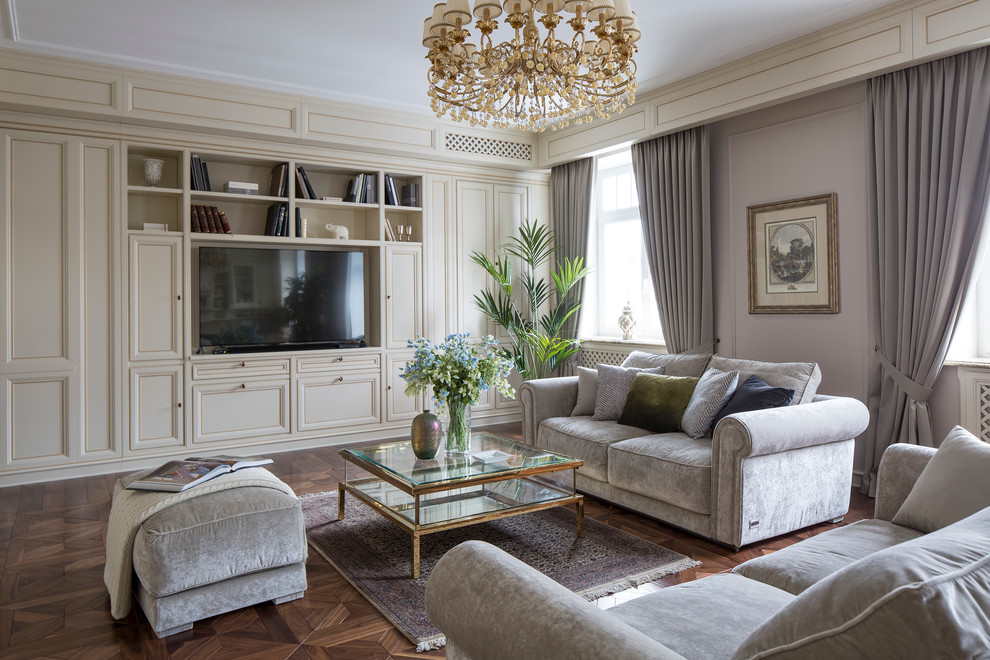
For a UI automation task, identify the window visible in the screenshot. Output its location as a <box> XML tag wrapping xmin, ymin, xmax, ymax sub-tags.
<box><xmin>580</xmin><ymin>150</ymin><xmax>663</xmax><ymax>342</ymax></box>
<box><xmin>949</xmin><ymin>199</ymin><xmax>990</xmax><ymax>360</ymax></box>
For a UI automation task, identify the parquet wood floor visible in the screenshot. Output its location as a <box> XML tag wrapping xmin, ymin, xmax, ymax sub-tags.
<box><xmin>0</xmin><ymin>422</ymin><xmax>873</xmax><ymax>659</ymax></box>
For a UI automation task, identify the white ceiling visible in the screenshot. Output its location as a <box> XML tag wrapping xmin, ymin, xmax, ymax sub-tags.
<box><xmin>2</xmin><ymin>0</ymin><xmax>904</xmax><ymax>118</ymax></box>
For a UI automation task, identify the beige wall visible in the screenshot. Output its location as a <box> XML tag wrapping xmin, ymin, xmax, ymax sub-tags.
<box><xmin>710</xmin><ymin>83</ymin><xmax>963</xmax><ymax>475</ymax></box>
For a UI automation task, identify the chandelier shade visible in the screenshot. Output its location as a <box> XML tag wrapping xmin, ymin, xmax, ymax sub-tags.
<box><xmin>424</xmin><ymin>0</ymin><xmax>639</xmax><ymax>131</ymax></box>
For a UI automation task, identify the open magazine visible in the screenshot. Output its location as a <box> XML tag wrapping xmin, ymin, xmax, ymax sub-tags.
<box><xmin>126</xmin><ymin>455</ymin><xmax>273</xmax><ymax>492</ymax></box>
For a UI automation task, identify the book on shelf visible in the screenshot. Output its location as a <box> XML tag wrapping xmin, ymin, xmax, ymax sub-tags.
<box><xmin>384</xmin><ymin>217</ymin><xmax>396</xmax><ymax>241</ymax></box>
<box><xmin>264</xmin><ymin>204</ymin><xmax>278</xmax><ymax>236</ymax></box>
<box><xmin>201</xmin><ymin>161</ymin><xmax>212</xmax><ymax>192</ymax></box>
<box><xmin>218</xmin><ymin>209</ymin><xmax>232</xmax><ymax>234</ymax></box>
<box><xmin>385</xmin><ymin>174</ymin><xmax>399</xmax><ymax>206</ymax></box>
<box><xmin>268</xmin><ymin>163</ymin><xmax>289</xmax><ymax>197</ymax></box>
<box><xmin>297</xmin><ymin>166</ymin><xmax>317</xmax><ymax>200</ymax></box>
<box><xmin>342</xmin><ymin>178</ymin><xmax>356</xmax><ymax>203</ymax></box>
<box><xmin>190</xmin><ymin>154</ymin><xmax>203</xmax><ymax>191</ymax></box>
<box><xmin>295</xmin><ymin>169</ymin><xmax>310</xmax><ymax>199</ymax></box>
<box><xmin>295</xmin><ymin>207</ymin><xmax>303</xmax><ymax>236</ymax></box>
<box><xmin>348</xmin><ymin>173</ymin><xmax>365</xmax><ymax>203</ymax></box>
<box><xmin>126</xmin><ymin>455</ymin><xmax>274</xmax><ymax>492</ymax></box>
<box><xmin>208</xmin><ymin>206</ymin><xmax>226</xmax><ymax>234</ymax></box>
<box><xmin>190</xmin><ymin>205</ymin><xmax>203</xmax><ymax>232</ymax></box>
<box><xmin>401</xmin><ymin>182</ymin><xmax>420</xmax><ymax>207</ymax></box>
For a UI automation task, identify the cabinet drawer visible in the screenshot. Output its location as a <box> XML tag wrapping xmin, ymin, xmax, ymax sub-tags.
<box><xmin>192</xmin><ymin>378</ymin><xmax>290</xmax><ymax>444</ymax></box>
<box><xmin>295</xmin><ymin>352</ymin><xmax>381</xmax><ymax>374</ymax></box>
<box><xmin>296</xmin><ymin>371</ymin><xmax>381</xmax><ymax>432</ymax></box>
<box><xmin>191</xmin><ymin>358</ymin><xmax>290</xmax><ymax>380</ymax></box>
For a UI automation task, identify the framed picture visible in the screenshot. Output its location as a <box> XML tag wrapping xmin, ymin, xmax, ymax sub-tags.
<box><xmin>747</xmin><ymin>193</ymin><xmax>838</xmax><ymax>314</ymax></box>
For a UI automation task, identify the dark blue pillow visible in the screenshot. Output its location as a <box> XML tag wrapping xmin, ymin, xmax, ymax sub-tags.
<box><xmin>710</xmin><ymin>375</ymin><xmax>793</xmax><ymax>430</ymax></box>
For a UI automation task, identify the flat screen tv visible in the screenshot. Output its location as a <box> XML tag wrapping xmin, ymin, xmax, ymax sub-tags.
<box><xmin>197</xmin><ymin>246</ymin><xmax>366</xmax><ymax>353</ymax></box>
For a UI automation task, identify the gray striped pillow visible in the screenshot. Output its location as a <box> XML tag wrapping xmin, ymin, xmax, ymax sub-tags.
<box><xmin>592</xmin><ymin>364</ymin><xmax>665</xmax><ymax>421</ymax></box>
<box><xmin>681</xmin><ymin>368</ymin><xmax>740</xmax><ymax>438</ymax></box>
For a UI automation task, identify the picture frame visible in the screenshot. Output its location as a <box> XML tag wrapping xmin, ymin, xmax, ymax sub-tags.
<box><xmin>747</xmin><ymin>193</ymin><xmax>838</xmax><ymax>314</ymax></box>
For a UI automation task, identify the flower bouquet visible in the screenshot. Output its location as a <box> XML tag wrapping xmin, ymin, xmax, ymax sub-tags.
<box><xmin>401</xmin><ymin>333</ymin><xmax>515</xmax><ymax>453</ymax></box>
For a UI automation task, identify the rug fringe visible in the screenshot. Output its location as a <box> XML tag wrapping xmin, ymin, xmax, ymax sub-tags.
<box><xmin>578</xmin><ymin>557</ymin><xmax>701</xmax><ymax>601</ymax></box>
<box><xmin>416</xmin><ymin>635</ymin><xmax>446</xmax><ymax>652</ymax></box>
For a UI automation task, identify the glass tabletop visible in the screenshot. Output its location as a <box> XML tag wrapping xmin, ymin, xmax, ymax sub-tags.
<box><xmin>341</xmin><ymin>431</ymin><xmax>579</xmax><ymax>487</ymax></box>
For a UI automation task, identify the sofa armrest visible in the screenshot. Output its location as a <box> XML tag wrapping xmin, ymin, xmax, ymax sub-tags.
<box><xmin>873</xmin><ymin>443</ymin><xmax>936</xmax><ymax>521</ymax></box>
<box><xmin>519</xmin><ymin>376</ymin><xmax>579</xmax><ymax>446</ymax></box>
<box><xmin>426</xmin><ymin>540</ymin><xmax>686</xmax><ymax>660</ymax></box>
<box><xmin>714</xmin><ymin>396</ymin><xmax>870</xmax><ymax>459</ymax></box>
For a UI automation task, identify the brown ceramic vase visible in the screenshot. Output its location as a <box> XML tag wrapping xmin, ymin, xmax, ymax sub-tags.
<box><xmin>410</xmin><ymin>410</ymin><xmax>442</xmax><ymax>459</ymax></box>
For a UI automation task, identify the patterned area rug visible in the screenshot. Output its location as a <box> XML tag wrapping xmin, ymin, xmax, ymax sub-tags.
<box><xmin>302</xmin><ymin>492</ymin><xmax>699</xmax><ymax>651</ymax></box>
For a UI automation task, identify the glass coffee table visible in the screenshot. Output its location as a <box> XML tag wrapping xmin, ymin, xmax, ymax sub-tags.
<box><xmin>338</xmin><ymin>431</ymin><xmax>584</xmax><ymax>578</ymax></box>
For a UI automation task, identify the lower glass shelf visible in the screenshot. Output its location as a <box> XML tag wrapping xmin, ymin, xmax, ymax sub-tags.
<box><xmin>349</xmin><ymin>477</ymin><xmax>573</xmax><ymax>527</ymax></box>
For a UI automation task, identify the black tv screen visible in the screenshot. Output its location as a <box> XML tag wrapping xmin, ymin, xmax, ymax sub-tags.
<box><xmin>198</xmin><ymin>246</ymin><xmax>365</xmax><ymax>352</ymax></box>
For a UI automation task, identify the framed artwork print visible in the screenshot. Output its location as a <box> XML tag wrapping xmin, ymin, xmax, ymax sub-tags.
<box><xmin>747</xmin><ymin>193</ymin><xmax>838</xmax><ymax>314</ymax></box>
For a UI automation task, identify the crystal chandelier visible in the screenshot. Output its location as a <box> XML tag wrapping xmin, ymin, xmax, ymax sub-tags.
<box><xmin>423</xmin><ymin>0</ymin><xmax>640</xmax><ymax>132</ymax></box>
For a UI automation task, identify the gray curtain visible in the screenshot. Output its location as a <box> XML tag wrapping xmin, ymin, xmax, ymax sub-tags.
<box><xmin>630</xmin><ymin>126</ymin><xmax>713</xmax><ymax>354</ymax></box>
<box><xmin>862</xmin><ymin>46</ymin><xmax>990</xmax><ymax>495</ymax></box>
<box><xmin>550</xmin><ymin>157</ymin><xmax>594</xmax><ymax>376</ymax></box>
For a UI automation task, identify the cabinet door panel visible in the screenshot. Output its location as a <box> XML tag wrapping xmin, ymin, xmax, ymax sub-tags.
<box><xmin>192</xmin><ymin>378</ymin><xmax>289</xmax><ymax>444</ymax></box>
<box><xmin>3</xmin><ymin>374</ymin><xmax>70</xmax><ymax>469</ymax></box>
<box><xmin>453</xmin><ymin>180</ymin><xmax>494</xmax><ymax>339</ymax></box>
<box><xmin>129</xmin><ymin>364</ymin><xmax>183</xmax><ymax>452</ymax></box>
<box><xmin>297</xmin><ymin>372</ymin><xmax>380</xmax><ymax>431</ymax></box>
<box><xmin>386</xmin><ymin>353</ymin><xmax>422</xmax><ymax>422</ymax></box>
<box><xmin>385</xmin><ymin>245</ymin><xmax>422</xmax><ymax>349</ymax></box>
<box><xmin>130</xmin><ymin>235</ymin><xmax>182</xmax><ymax>361</ymax></box>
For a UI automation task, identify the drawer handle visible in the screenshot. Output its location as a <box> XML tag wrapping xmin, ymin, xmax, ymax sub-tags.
<box><xmin>336</xmin><ymin>376</ymin><xmax>344</xmax><ymax>382</ymax></box>
<box><xmin>239</xmin><ymin>383</ymin><xmax>246</xmax><ymax>389</ymax></box>
<box><xmin>239</xmin><ymin>361</ymin><xmax>246</xmax><ymax>367</ymax></box>
<box><xmin>387</xmin><ymin>294</ymin><xmax>392</xmax><ymax>300</ymax></box>
<box><xmin>337</xmin><ymin>356</ymin><xmax>344</xmax><ymax>362</ymax></box>
<box><xmin>387</xmin><ymin>385</ymin><xmax>392</xmax><ymax>390</ymax></box>
<box><xmin>177</xmin><ymin>402</ymin><xmax>182</xmax><ymax>408</ymax></box>
<box><xmin>176</xmin><ymin>295</ymin><xmax>182</xmax><ymax>301</ymax></box>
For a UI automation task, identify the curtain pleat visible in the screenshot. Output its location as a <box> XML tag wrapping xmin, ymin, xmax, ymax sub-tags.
<box><xmin>861</xmin><ymin>46</ymin><xmax>990</xmax><ymax>495</ymax></box>
<box><xmin>549</xmin><ymin>157</ymin><xmax>594</xmax><ymax>376</ymax></box>
<box><xmin>630</xmin><ymin>127</ymin><xmax>713</xmax><ymax>354</ymax></box>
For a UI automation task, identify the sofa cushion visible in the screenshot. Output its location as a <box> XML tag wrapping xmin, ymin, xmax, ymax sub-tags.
<box><xmin>608</xmin><ymin>435</ymin><xmax>713</xmax><ymax>514</ymax></box>
<box><xmin>619</xmin><ymin>373</ymin><xmax>699</xmax><ymax>433</ymax></box>
<box><xmin>592</xmin><ymin>364</ymin><xmax>665</xmax><ymax>421</ymax></box>
<box><xmin>609</xmin><ymin>574</ymin><xmax>794</xmax><ymax>660</ymax></box>
<box><xmin>132</xmin><ymin>487</ymin><xmax>306</xmax><ymax>598</ymax></box>
<box><xmin>711</xmin><ymin>376</ymin><xmax>793</xmax><ymax>430</ymax></box>
<box><xmin>681</xmin><ymin>368</ymin><xmax>739</xmax><ymax>438</ymax></box>
<box><xmin>734</xmin><ymin>506</ymin><xmax>990</xmax><ymax>659</ymax></box>
<box><xmin>571</xmin><ymin>366</ymin><xmax>598</xmax><ymax>416</ymax></box>
<box><xmin>892</xmin><ymin>425</ymin><xmax>990</xmax><ymax>533</ymax></box>
<box><xmin>733</xmin><ymin>519</ymin><xmax>924</xmax><ymax>595</ymax></box>
<box><xmin>539</xmin><ymin>417</ymin><xmax>652</xmax><ymax>482</ymax></box>
<box><xmin>707</xmin><ymin>355</ymin><xmax>821</xmax><ymax>404</ymax></box>
<box><xmin>620</xmin><ymin>350</ymin><xmax>711</xmax><ymax>377</ymax></box>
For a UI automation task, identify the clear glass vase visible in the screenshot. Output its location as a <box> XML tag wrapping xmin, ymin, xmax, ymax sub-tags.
<box><xmin>443</xmin><ymin>397</ymin><xmax>471</xmax><ymax>454</ymax></box>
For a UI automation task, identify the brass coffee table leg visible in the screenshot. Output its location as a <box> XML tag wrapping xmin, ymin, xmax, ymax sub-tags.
<box><xmin>411</xmin><ymin>533</ymin><xmax>421</xmax><ymax>579</ymax></box>
<box><xmin>577</xmin><ymin>497</ymin><xmax>585</xmax><ymax>538</ymax></box>
<box><xmin>338</xmin><ymin>482</ymin><xmax>345</xmax><ymax>520</ymax></box>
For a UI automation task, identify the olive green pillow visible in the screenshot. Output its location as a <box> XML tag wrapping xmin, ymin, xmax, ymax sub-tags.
<box><xmin>619</xmin><ymin>373</ymin><xmax>700</xmax><ymax>433</ymax></box>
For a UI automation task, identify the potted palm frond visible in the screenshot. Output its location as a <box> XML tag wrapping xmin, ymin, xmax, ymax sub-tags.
<box><xmin>470</xmin><ymin>218</ymin><xmax>590</xmax><ymax>380</ymax></box>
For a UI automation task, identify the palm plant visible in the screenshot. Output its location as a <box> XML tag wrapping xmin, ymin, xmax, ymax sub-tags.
<box><xmin>470</xmin><ymin>218</ymin><xmax>590</xmax><ymax>380</ymax></box>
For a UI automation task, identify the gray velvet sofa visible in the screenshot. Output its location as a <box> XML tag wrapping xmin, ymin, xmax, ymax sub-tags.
<box><xmin>520</xmin><ymin>352</ymin><xmax>870</xmax><ymax>548</ymax></box>
<box><xmin>426</xmin><ymin>442</ymin><xmax>990</xmax><ymax>659</ymax></box>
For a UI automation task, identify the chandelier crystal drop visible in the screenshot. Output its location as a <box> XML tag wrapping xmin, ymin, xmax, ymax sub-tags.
<box><xmin>423</xmin><ymin>0</ymin><xmax>640</xmax><ymax>132</ymax></box>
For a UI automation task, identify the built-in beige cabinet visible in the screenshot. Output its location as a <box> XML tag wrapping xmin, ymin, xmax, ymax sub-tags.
<box><xmin>192</xmin><ymin>377</ymin><xmax>291</xmax><ymax>445</ymax></box>
<box><xmin>385</xmin><ymin>352</ymin><xmax>423</xmax><ymax>422</ymax></box>
<box><xmin>296</xmin><ymin>371</ymin><xmax>381</xmax><ymax>432</ymax></box>
<box><xmin>385</xmin><ymin>244</ymin><xmax>423</xmax><ymax>349</ymax></box>
<box><xmin>129</xmin><ymin>234</ymin><xmax>183</xmax><ymax>361</ymax></box>
<box><xmin>1</xmin><ymin>130</ymin><xmax>120</xmax><ymax>474</ymax></box>
<box><xmin>129</xmin><ymin>364</ymin><xmax>184</xmax><ymax>451</ymax></box>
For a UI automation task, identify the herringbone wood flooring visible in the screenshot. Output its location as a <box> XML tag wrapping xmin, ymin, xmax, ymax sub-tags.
<box><xmin>0</xmin><ymin>422</ymin><xmax>873</xmax><ymax>659</ymax></box>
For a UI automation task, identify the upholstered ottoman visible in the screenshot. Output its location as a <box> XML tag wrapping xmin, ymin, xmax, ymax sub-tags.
<box><xmin>130</xmin><ymin>485</ymin><xmax>308</xmax><ymax>637</ymax></box>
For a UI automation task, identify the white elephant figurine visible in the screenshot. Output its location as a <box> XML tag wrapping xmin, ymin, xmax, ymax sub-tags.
<box><xmin>325</xmin><ymin>223</ymin><xmax>349</xmax><ymax>240</ymax></box>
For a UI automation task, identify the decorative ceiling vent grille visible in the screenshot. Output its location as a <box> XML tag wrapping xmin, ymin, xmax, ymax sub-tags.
<box><xmin>445</xmin><ymin>133</ymin><xmax>533</xmax><ymax>161</ymax></box>
<box><xmin>579</xmin><ymin>350</ymin><xmax>629</xmax><ymax>369</ymax></box>
<box><xmin>979</xmin><ymin>382</ymin><xmax>990</xmax><ymax>442</ymax></box>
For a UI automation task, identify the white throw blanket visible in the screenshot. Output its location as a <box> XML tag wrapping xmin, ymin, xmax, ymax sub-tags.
<box><xmin>103</xmin><ymin>467</ymin><xmax>297</xmax><ymax>619</ymax></box>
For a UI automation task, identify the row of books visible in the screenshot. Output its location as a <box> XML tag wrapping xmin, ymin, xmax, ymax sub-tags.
<box><xmin>344</xmin><ymin>173</ymin><xmax>377</xmax><ymax>204</ymax></box>
<box><xmin>191</xmin><ymin>205</ymin><xmax>232</xmax><ymax>234</ymax></box>
<box><xmin>264</xmin><ymin>203</ymin><xmax>306</xmax><ymax>237</ymax></box>
<box><xmin>190</xmin><ymin>154</ymin><xmax>212</xmax><ymax>192</ymax></box>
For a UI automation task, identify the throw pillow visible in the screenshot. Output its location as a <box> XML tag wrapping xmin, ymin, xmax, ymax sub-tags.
<box><xmin>709</xmin><ymin>375</ymin><xmax>793</xmax><ymax>430</ymax></box>
<box><xmin>618</xmin><ymin>373</ymin><xmax>700</xmax><ymax>433</ymax></box>
<box><xmin>707</xmin><ymin>355</ymin><xmax>821</xmax><ymax>404</ymax></box>
<box><xmin>680</xmin><ymin>368</ymin><xmax>740</xmax><ymax>438</ymax></box>
<box><xmin>571</xmin><ymin>366</ymin><xmax>598</xmax><ymax>416</ymax></box>
<box><xmin>591</xmin><ymin>364</ymin><xmax>665</xmax><ymax>421</ymax></box>
<box><xmin>891</xmin><ymin>425</ymin><xmax>990</xmax><ymax>533</ymax></box>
